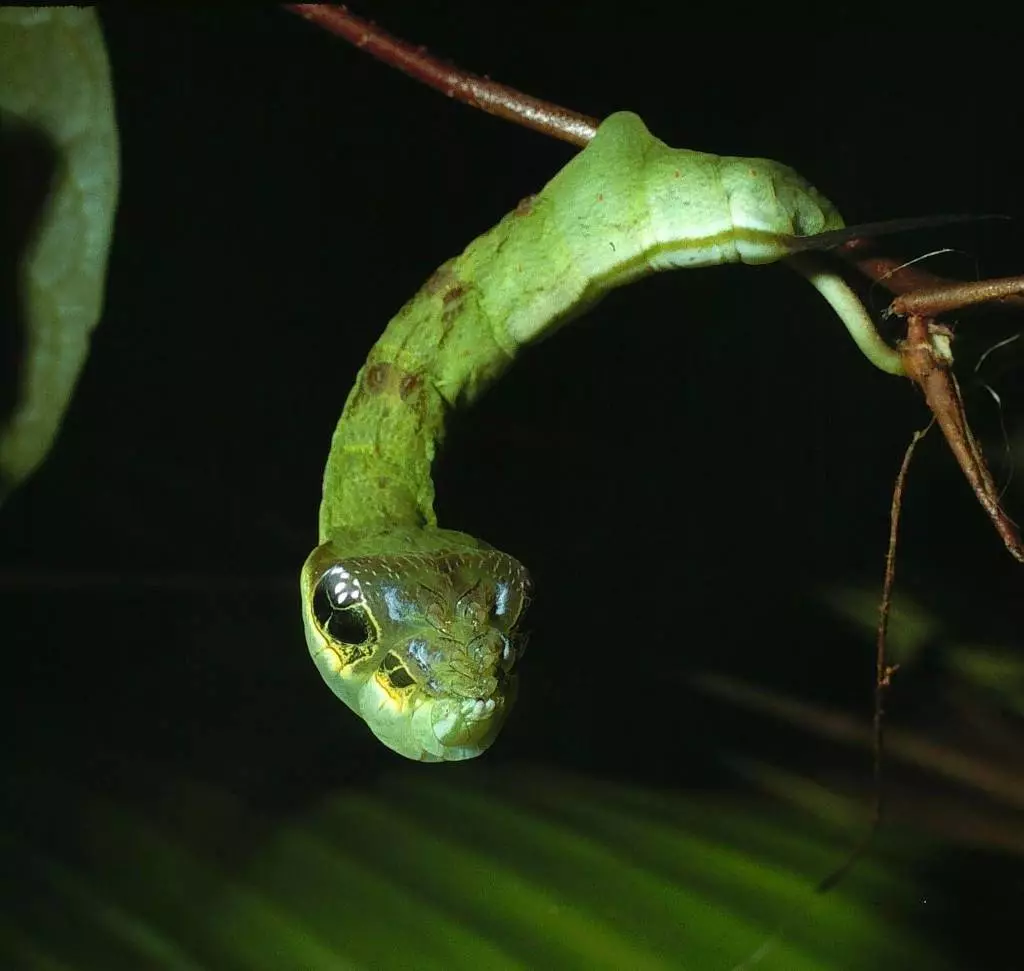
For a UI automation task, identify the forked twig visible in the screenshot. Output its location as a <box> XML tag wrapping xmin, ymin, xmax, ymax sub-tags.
<box><xmin>895</xmin><ymin>313</ymin><xmax>1023</xmax><ymax>562</ymax></box>
<box><xmin>835</xmin><ymin>239</ymin><xmax>1024</xmax><ymax>561</ymax></box>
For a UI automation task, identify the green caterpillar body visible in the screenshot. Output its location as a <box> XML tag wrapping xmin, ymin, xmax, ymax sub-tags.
<box><xmin>301</xmin><ymin>111</ymin><xmax>868</xmax><ymax>761</ymax></box>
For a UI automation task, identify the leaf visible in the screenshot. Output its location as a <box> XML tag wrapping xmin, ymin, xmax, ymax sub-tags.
<box><xmin>820</xmin><ymin>585</ymin><xmax>940</xmax><ymax>667</ymax></box>
<box><xmin>947</xmin><ymin>644</ymin><xmax>1024</xmax><ymax>716</ymax></box>
<box><xmin>2</xmin><ymin>764</ymin><xmax>949</xmax><ymax>970</ymax></box>
<box><xmin>0</xmin><ymin>8</ymin><xmax>119</xmax><ymax>498</ymax></box>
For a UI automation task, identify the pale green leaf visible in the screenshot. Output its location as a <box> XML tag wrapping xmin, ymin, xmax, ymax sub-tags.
<box><xmin>0</xmin><ymin>8</ymin><xmax>119</xmax><ymax>497</ymax></box>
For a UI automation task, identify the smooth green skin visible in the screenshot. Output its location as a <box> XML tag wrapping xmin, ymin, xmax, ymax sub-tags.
<box><xmin>301</xmin><ymin>111</ymin><xmax>894</xmax><ymax>761</ymax></box>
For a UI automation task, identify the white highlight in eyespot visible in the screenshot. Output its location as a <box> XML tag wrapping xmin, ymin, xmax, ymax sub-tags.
<box><xmin>332</xmin><ymin>571</ymin><xmax>362</xmax><ymax>603</ymax></box>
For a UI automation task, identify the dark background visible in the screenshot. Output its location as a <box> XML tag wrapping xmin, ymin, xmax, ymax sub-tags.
<box><xmin>3</xmin><ymin>8</ymin><xmax>1022</xmax><ymax>966</ymax></box>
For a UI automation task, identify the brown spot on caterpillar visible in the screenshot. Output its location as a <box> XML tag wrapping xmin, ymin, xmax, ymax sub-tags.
<box><xmin>399</xmin><ymin>372</ymin><xmax>421</xmax><ymax>400</ymax></box>
<box><xmin>441</xmin><ymin>283</ymin><xmax>472</xmax><ymax>326</ymax></box>
<box><xmin>377</xmin><ymin>477</ymin><xmax>390</xmax><ymax>489</ymax></box>
<box><xmin>442</xmin><ymin>283</ymin><xmax>466</xmax><ymax>305</ymax></box>
<box><xmin>514</xmin><ymin>195</ymin><xmax>536</xmax><ymax>216</ymax></box>
<box><xmin>364</xmin><ymin>362</ymin><xmax>392</xmax><ymax>393</ymax></box>
<box><xmin>596</xmin><ymin>193</ymin><xmax>604</xmax><ymax>202</ymax></box>
<box><xmin>673</xmin><ymin>169</ymin><xmax>680</xmax><ymax>178</ymax></box>
<box><xmin>424</xmin><ymin>261</ymin><xmax>456</xmax><ymax>295</ymax></box>
<box><xmin>361</xmin><ymin>360</ymin><xmax>426</xmax><ymax>404</ymax></box>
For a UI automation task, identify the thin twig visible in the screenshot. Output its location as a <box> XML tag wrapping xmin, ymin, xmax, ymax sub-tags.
<box><xmin>815</xmin><ymin>426</ymin><xmax>926</xmax><ymax>892</ymax></box>
<box><xmin>841</xmin><ymin>239</ymin><xmax>1024</xmax><ymax>310</ymax></box>
<box><xmin>284</xmin><ymin>4</ymin><xmax>599</xmax><ymax>145</ymax></box>
<box><xmin>892</xmin><ymin>275</ymin><xmax>1024</xmax><ymax>317</ymax></box>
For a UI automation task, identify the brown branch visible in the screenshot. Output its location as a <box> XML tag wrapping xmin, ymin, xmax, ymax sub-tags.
<box><xmin>898</xmin><ymin>315</ymin><xmax>1024</xmax><ymax>562</ymax></box>
<box><xmin>840</xmin><ymin>238</ymin><xmax>1024</xmax><ymax>310</ymax></box>
<box><xmin>284</xmin><ymin>5</ymin><xmax>599</xmax><ymax>146</ymax></box>
<box><xmin>892</xmin><ymin>275</ymin><xmax>1024</xmax><ymax>317</ymax></box>
<box><xmin>833</xmin><ymin>239</ymin><xmax>1024</xmax><ymax>563</ymax></box>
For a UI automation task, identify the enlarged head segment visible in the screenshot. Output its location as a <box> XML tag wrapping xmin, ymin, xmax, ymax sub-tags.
<box><xmin>300</xmin><ymin>542</ymin><xmax>532</xmax><ymax>761</ymax></box>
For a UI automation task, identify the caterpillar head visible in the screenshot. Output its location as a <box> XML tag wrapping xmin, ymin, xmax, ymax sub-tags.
<box><xmin>300</xmin><ymin>541</ymin><xmax>532</xmax><ymax>761</ymax></box>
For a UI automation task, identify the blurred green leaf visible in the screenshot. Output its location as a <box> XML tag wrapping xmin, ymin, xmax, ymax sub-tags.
<box><xmin>823</xmin><ymin>583</ymin><xmax>1024</xmax><ymax>716</ymax></box>
<box><xmin>820</xmin><ymin>585</ymin><xmax>939</xmax><ymax>668</ymax></box>
<box><xmin>948</xmin><ymin>644</ymin><xmax>1024</xmax><ymax>716</ymax></box>
<box><xmin>0</xmin><ymin>8</ymin><xmax>119</xmax><ymax>497</ymax></box>
<box><xmin>3</xmin><ymin>764</ymin><xmax>950</xmax><ymax>970</ymax></box>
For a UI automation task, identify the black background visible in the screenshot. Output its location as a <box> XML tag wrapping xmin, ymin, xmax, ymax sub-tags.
<box><xmin>3</xmin><ymin>8</ymin><xmax>1023</xmax><ymax>965</ymax></box>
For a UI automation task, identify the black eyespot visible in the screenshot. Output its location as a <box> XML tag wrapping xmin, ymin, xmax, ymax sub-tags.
<box><xmin>313</xmin><ymin>569</ymin><xmax>374</xmax><ymax>647</ymax></box>
<box><xmin>380</xmin><ymin>652</ymin><xmax>416</xmax><ymax>689</ymax></box>
<box><xmin>325</xmin><ymin>605</ymin><xmax>373</xmax><ymax>645</ymax></box>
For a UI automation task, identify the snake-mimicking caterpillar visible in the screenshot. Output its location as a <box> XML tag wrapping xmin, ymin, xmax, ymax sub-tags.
<box><xmin>300</xmin><ymin>111</ymin><xmax>896</xmax><ymax>761</ymax></box>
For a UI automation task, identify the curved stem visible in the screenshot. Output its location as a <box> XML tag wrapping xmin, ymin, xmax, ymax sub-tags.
<box><xmin>786</xmin><ymin>254</ymin><xmax>905</xmax><ymax>375</ymax></box>
<box><xmin>284</xmin><ymin>4</ymin><xmax>599</xmax><ymax>146</ymax></box>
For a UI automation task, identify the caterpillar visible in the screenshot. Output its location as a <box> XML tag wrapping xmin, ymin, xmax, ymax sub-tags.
<box><xmin>300</xmin><ymin>111</ymin><xmax>898</xmax><ymax>761</ymax></box>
